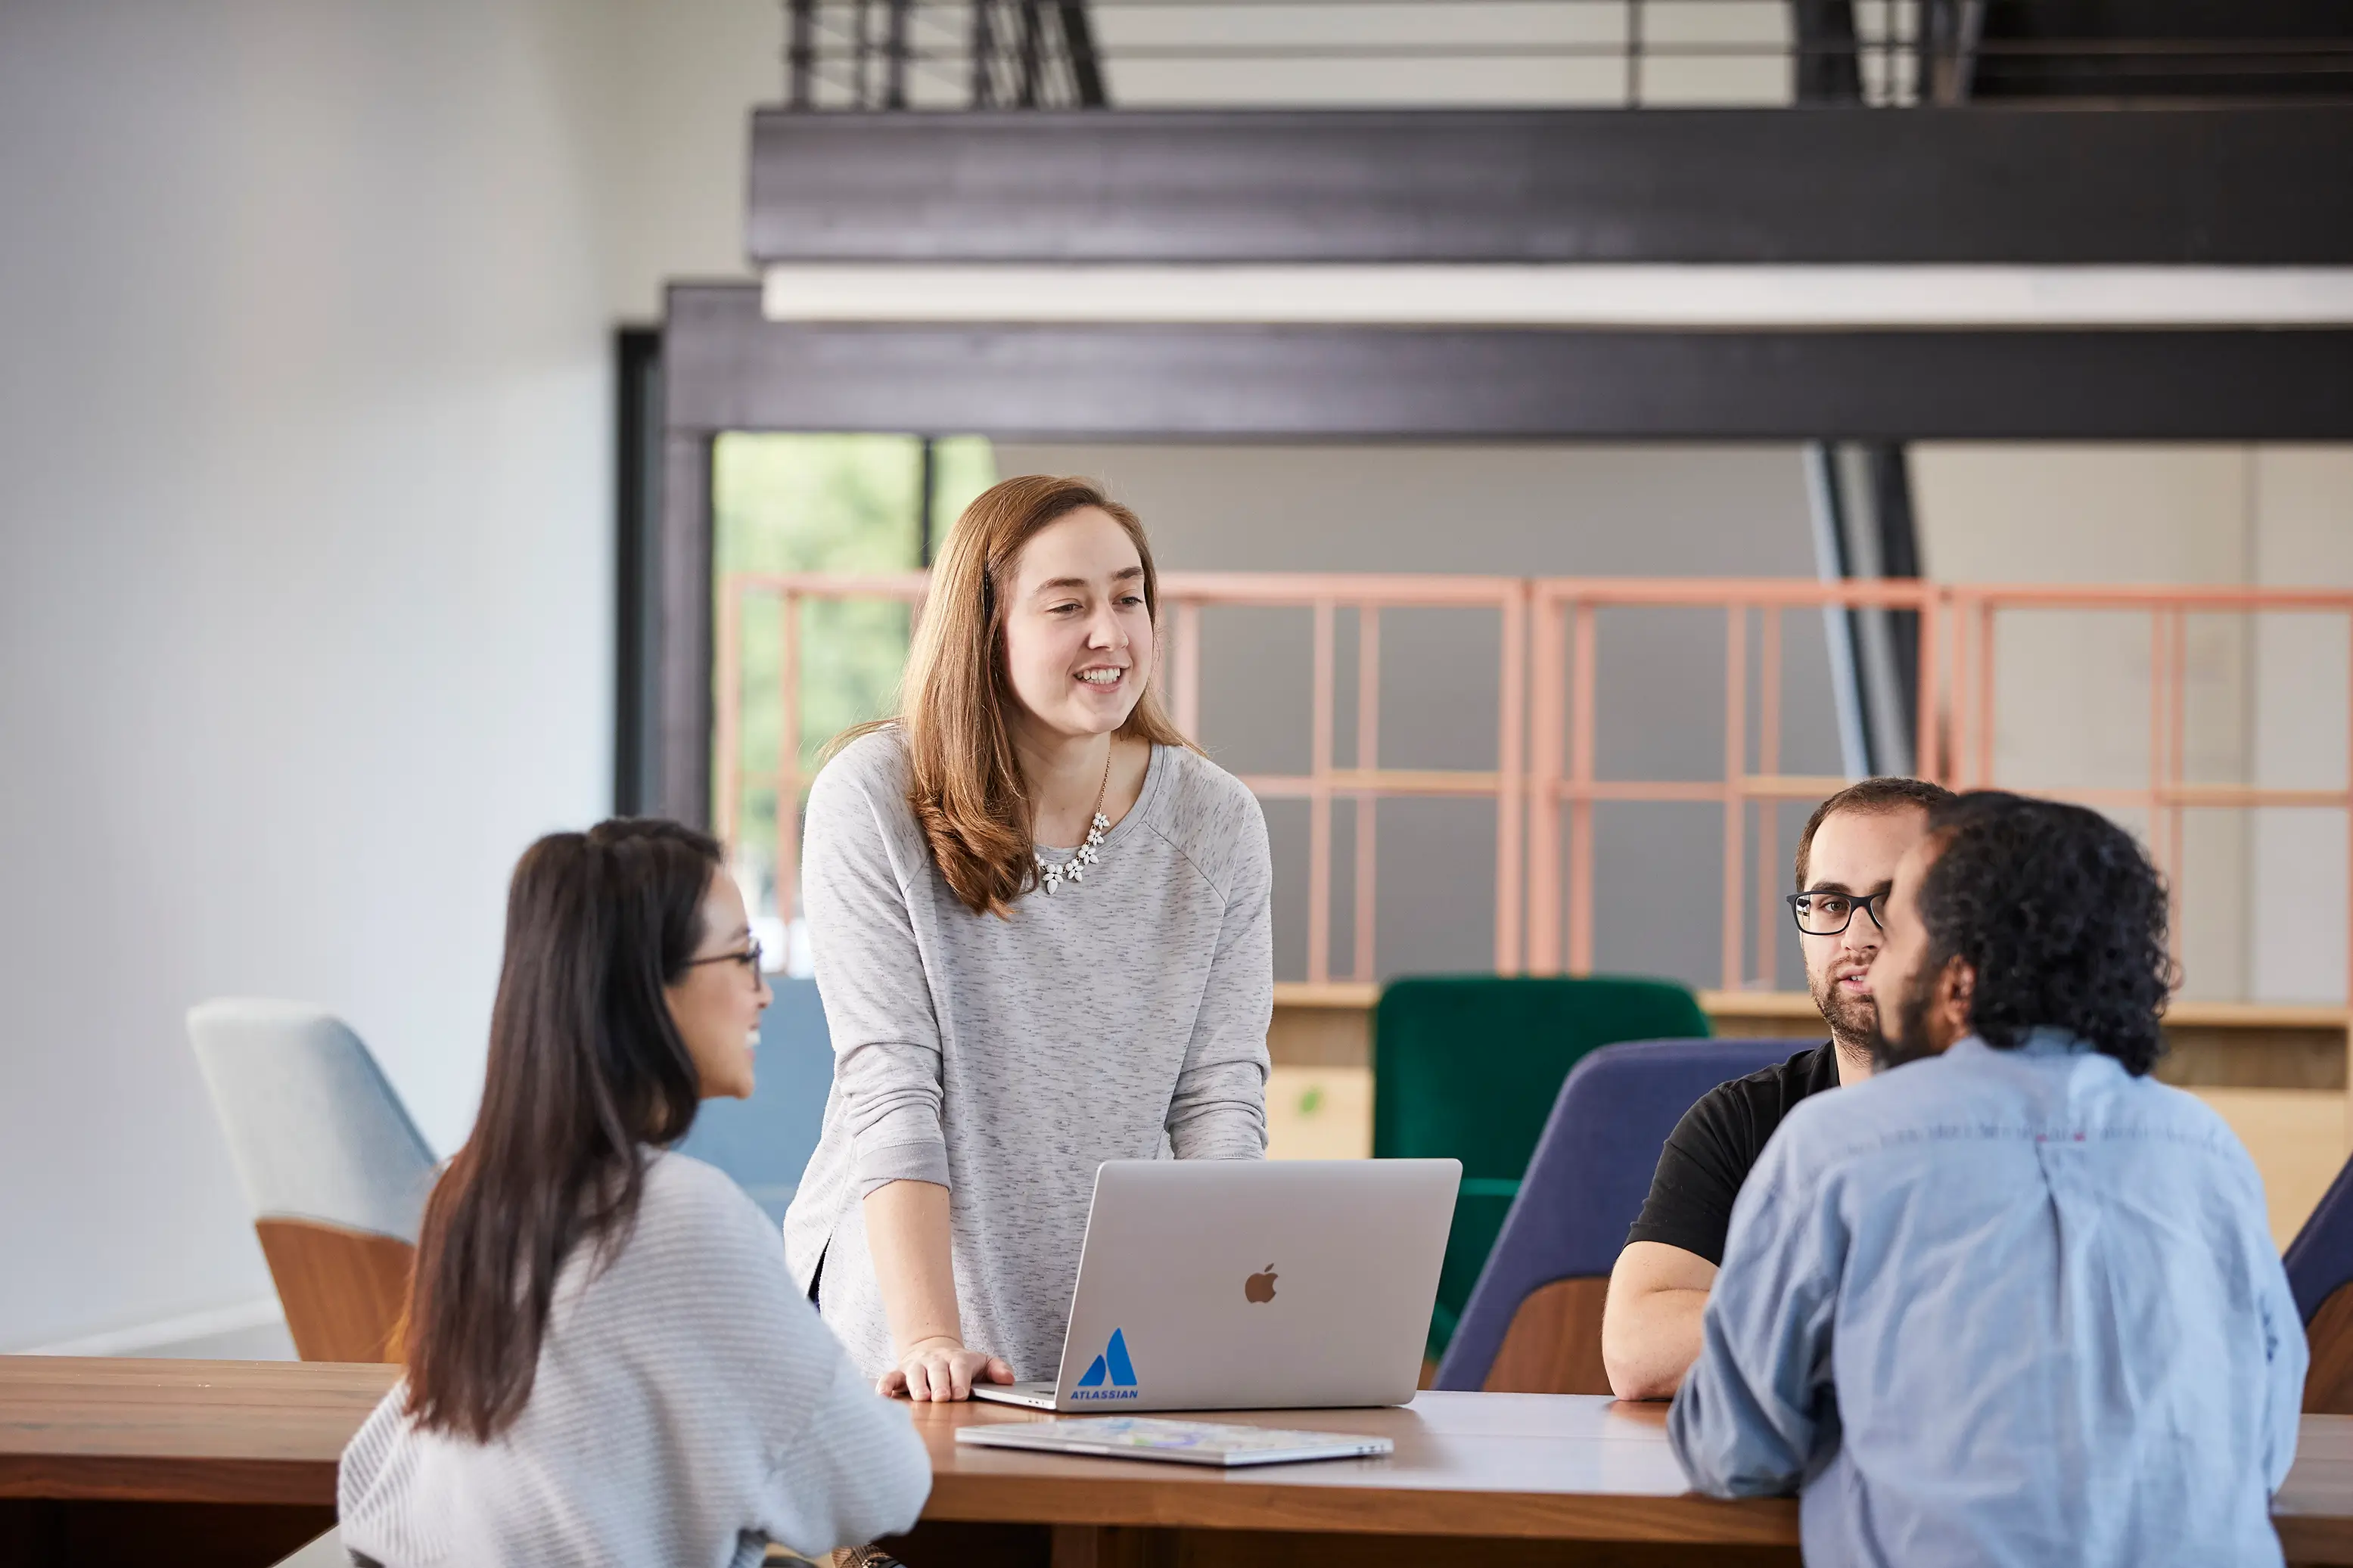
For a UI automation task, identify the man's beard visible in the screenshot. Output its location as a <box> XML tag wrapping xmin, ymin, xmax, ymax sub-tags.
<box><xmin>1865</xmin><ymin>967</ymin><xmax>1943</xmax><ymax>1073</ymax></box>
<box><xmin>1808</xmin><ymin>967</ymin><xmax>1879</xmax><ymax>1054</ymax></box>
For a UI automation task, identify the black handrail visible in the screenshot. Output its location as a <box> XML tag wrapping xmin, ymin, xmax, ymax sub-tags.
<box><xmin>1059</xmin><ymin>2</ymin><xmax>1108</xmax><ymax>106</ymax></box>
<box><xmin>787</xmin><ymin>0</ymin><xmax>1108</xmax><ymax>110</ymax></box>
<box><xmin>779</xmin><ymin>0</ymin><xmax>2348</xmax><ymax>113</ymax></box>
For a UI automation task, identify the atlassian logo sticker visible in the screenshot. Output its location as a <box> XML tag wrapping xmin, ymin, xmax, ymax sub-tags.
<box><xmin>1071</xmin><ymin>1328</ymin><xmax>1139</xmax><ymax>1401</ymax></box>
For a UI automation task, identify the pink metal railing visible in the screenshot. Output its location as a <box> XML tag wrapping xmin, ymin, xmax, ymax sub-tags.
<box><xmin>716</xmin><ymin>570</ymin><xmax>1527</xmax><ymax>983</ymax></box>
<box><xmin>1936</xmin><ymin>584</ymin><xmax>2353</xmax><ymax>999</ymax></box>
<box><xmin>1525</xmin><ymin>577</ymin><xmax>1941</xmax><ymax>989</ymax></box>
<box><xmin>1156</xmin><ymin>573</ymin><xmax>1527</xmax><ymax>984</ymax></box>
<box><xmin>713</xmin><ymin>570</ymin><xmax>931</xmax><ymax>952</ymax></box>
<box><xmin>716</xmin><ymin>571</ymin><xmax>2353</xmax><ymax>1008</ymax></box>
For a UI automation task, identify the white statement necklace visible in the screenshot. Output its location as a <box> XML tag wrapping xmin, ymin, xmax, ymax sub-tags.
<box><xmin>1035</xmin><ymin>747</ymin><xmax>1113</xmax><ymax>895</ymax></box>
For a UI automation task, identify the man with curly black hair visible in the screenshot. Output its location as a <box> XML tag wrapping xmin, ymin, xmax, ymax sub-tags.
<box><xmin>1669</xmin><ymin>792</ymin><xmax>2305</xmax><ymax>1566</ymax></box>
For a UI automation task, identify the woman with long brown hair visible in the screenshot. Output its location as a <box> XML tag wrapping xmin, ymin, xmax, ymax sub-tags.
<box><xmin>337</xmin><ymin>819</ymin><xmax>930</xmax><ymax>1566</ymax></box>
<box><xmin>783</xmin><ymin>475</ymin><xmax>1272</xmax><ymax>1401</ymax></box>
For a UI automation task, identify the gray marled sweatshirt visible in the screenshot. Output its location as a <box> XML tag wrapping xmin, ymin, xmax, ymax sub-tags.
<box><xmin>782</xmin><ymin>729</ymin><xmax>1271</xmax><ymax>1381</ymax></box>
<box><xmin>338</xmin><ymin>1152</ymin><xmax>930</xmax><ymax>1567</ymax></box>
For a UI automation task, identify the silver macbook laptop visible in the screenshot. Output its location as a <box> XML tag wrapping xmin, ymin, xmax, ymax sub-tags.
<box><xmin>971</xmin><ymin>1157</ymin><xmax>1459</xmax><ymax>1413</ymax></box>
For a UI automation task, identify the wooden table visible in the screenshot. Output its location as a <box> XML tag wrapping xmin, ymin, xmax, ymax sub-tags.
<box><xmin>900</xmin><ymin>1391</ymin><xmax>1798</xmax><ymax>1566</ymax></box>
<box><xmin>0</xmin><ymin>1357</ymin><xmax>393</xmax><ymax>1568</ymax></box>
<box><xmin>8</xmin><ymin>1357</ymin><xmax>2353</xmax><ymax>1567</ymax></box>
<box><xmin>908</xmin><ymin>1394</ymin><xmax>2353</xmax><ymax>1566</ymax></box>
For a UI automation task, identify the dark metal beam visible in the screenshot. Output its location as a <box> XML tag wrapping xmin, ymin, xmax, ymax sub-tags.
<box><xmin>657</xmin><ymin>430</ymin><xmax>715</xmax><ymax>828</ymax></box>
<box><xmin>1058</xmin><ymin>1</ymin><xmax>1107</xmax><ymax>108</ymax></box>
<box><xmin>884</xmin><ymin>0</ymin><xmax>911</xmax><ymax>110</ymax></box>
<box><xmin>1016</xmin><ymin>2</ymin><xmax>1044</xmax><ymax>109</ymax></box>
<box><xmin>1809</xmin><ymin>442</ymin><xmax>1924</xmax><ymax>776</ymax></box>
<box><xmin>1791</xmin><ymin>0</ymin><xmax>1864</xmax><ymax>102</ymax></box>
<box><xmin>971</xmin><ymin>1</ymin><xmax>996</xmax><ymax>109</ymax></box>
<box><xmin>747</xmin><ymin>106</ymin><xmax>2353</xmax><ymax>265</ymax></box>
<box><xmin>614</xmin><ymin>328</ymin><xmax>664</xmax><ymax>816</ymax></box>
<box><xmin>786</xmin><ymin>0</ymin><xmax>815</xmax><ymax>110</ymax></box>
<box><xmin>666</xmin><ymin>284</ymin><xmax>2353</xmax><ymax>441</ymax></box>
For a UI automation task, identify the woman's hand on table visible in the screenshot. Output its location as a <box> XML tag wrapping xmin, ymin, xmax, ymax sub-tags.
<box><xmin>879</xmin><ymin>1336</ymin><xmax>1015</xmax><ymax>1401</ymax></box>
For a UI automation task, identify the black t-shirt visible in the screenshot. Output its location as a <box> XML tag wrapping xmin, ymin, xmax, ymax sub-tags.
<box><xmin>1624</xmin><ymin>1040</ymin><xmax>1843</xmax><ymax>1267</ymax></box>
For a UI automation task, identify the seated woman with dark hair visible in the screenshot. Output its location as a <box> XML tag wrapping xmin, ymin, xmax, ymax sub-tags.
<box><xmin>338</xmin><ymin>820</ymin><xmax>930</xmax><ymax>1568</ymax></box>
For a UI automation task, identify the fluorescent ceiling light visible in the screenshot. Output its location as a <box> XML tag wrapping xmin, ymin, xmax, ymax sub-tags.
<box><xmin>763</xmin><ymin>264</ymin><xmax>2353</xmax><ymax>330</ymax></box>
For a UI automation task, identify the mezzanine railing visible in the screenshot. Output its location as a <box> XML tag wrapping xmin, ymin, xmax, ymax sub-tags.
<box><xmin>773</xmin><ymin>1</ymin><xmax>2353</xmax><ymax>113</ymax></box>
<box><xmin>718</xmin><ymin>571</ymin><xmax>2353</xmax><ymax>1010</ymax></box>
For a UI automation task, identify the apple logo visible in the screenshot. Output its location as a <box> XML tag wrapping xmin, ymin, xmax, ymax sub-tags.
<box><xmin>1244</xmin><ymin>1265</ymin><xmax>1278</xmax><ymax>1304</ymax></box>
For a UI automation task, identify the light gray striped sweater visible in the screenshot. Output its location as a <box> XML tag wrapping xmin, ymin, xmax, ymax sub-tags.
<box><xmin>338</xmin><ymin>1151</ymin><xmax>931</xmax><ymax>1567</ymax></box>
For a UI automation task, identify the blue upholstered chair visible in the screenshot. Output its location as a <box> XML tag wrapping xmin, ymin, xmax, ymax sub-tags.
<box><xmin>188</xmin><ymin>999</ymin><xmax>439</xmax><ymax>1362</ymax></box>
<box><xmin>2285</xmin><ymin>1150</ymin><xmax>2353</xmax><ymax>1413</ymax></box>
<box><xmin>673</xmin><ymin>975</ymin><xmax>835</xmax><ymax>1224</ymax></box>
<box><xmin>1433</xmin><ymin>1036</ymin><xmax>1795</xmax><ymax>1394</ymax></box>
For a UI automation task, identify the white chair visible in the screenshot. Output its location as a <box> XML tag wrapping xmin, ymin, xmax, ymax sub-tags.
<box><xmin>188</xmin><ymin>999</ymin><xmax>437</xmax><ymax>1362</ymax></box>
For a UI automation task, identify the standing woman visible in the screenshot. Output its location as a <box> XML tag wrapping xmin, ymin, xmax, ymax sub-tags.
<box><xmin>784</xmin><ymin>475</ymin><xmax>1272</xmax><ymax>1400</ymax></box>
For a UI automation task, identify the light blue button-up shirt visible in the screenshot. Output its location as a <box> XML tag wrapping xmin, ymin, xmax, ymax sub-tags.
<box><xmin>1668</xmin><ymin>1030</ymin><xmax>2305</xmax><ymax>1567</ymax></box>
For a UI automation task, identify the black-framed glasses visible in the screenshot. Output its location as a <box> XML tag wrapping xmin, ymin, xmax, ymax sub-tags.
<box><xmin>1785</xmin><ymin>891</ymin><xmax>1888</xmax><ymax>937</ymax></box>
<box><xmin>685</xmin><ymin>938</ymin><xmax>764</xmax><ymax>977</ymax></box>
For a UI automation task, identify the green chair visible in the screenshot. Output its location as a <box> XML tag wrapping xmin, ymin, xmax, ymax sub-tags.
<box><xmin>1372</xmin><ymin>974</ymin><xmax>1713</xmax><ymax>1358</ymax></box>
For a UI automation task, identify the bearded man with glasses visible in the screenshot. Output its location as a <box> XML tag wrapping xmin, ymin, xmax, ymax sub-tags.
<box><xmin>1668</xmin><ymin>792</ymin><xmax>2301</xmax><ymax>1566</ymax></box>
<box><xmin>1602</xmin><ymin>776</ymin><xmax>1953</xmax><ymax>1402</ymax></box>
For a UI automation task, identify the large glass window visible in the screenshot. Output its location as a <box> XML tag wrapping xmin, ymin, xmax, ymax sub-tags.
<box><xmin>712</xmin><ymin>433</ymin><xmax>995</xmax><ymax>970</ymax></box>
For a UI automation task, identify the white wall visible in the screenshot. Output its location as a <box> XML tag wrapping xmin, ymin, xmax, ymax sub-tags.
<box><xmin>594</xmin><ymin>0</ymin><xmax>779</xmax><ymax>319</ymax></box>
<box><xmin>0</xmin><ymin>0</ymin><xmax>776</xmax><ymax>1351</ymax></box>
